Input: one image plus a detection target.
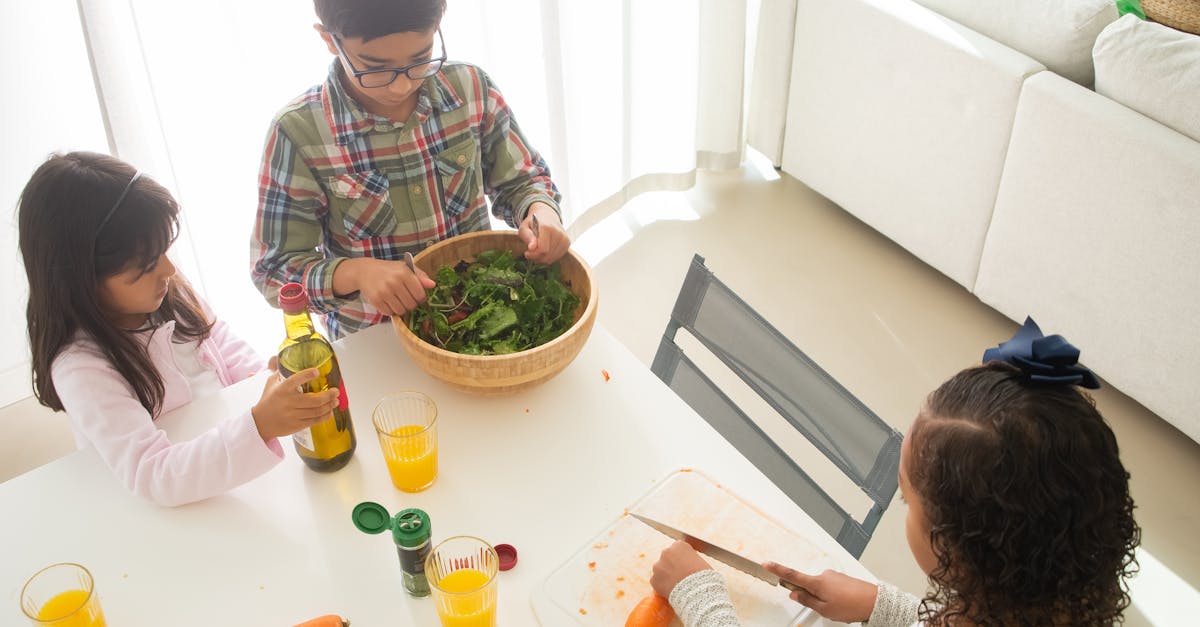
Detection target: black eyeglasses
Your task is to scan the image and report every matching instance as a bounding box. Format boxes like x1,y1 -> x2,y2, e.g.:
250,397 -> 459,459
331,30 -> 446,88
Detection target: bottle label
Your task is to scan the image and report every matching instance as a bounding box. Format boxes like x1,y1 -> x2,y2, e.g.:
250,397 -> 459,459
337,383 -> 349,412
293,427 -> 314,451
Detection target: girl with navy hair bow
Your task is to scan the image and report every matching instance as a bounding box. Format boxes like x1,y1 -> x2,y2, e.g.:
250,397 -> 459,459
651,319 -> 1140,626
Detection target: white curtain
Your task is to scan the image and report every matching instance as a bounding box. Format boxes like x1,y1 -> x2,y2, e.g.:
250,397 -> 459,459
61,0 -> 791,354
0,0 -> 109,407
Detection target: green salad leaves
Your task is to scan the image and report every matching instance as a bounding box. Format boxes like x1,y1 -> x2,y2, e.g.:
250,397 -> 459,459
407,249 -> 580,355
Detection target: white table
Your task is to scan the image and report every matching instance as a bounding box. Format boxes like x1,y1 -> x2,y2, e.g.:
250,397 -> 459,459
1,323 -> 874,625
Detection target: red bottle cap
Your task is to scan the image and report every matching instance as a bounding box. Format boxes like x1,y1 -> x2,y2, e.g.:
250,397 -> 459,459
495,543 -> 518,571
278,282 -> 309,314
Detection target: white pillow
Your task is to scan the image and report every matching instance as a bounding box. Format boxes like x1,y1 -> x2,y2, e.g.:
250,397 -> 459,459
913,0 -> 1118,85
1094,14 -> 1200,143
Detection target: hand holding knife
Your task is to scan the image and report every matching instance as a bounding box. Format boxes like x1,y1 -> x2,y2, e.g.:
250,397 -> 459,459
631,512 -> 811,595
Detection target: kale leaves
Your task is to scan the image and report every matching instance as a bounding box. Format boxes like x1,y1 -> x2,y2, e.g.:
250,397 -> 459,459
407,249 -> 580,355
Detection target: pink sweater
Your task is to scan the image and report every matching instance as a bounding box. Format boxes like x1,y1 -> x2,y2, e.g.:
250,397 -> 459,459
51,317 -> 284,506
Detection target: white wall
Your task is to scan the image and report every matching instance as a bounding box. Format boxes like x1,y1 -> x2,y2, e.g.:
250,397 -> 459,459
0,0 -> 110,407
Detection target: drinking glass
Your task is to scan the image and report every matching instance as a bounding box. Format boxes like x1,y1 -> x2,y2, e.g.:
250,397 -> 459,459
425,536 -> 499,627
20,563 -> 106,627
372,391 -> 438,492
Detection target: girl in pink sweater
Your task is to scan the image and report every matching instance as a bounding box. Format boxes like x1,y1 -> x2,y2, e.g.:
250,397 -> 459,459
17,152 -> 339,506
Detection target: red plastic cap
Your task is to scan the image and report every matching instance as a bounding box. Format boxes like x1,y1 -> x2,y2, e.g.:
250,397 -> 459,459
278,282 -> 309,314
495,543 -> 518,571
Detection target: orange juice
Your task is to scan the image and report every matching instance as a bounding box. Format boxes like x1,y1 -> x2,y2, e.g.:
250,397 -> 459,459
36,589 -> 106,627
381,424 -> 438,492
435,569 -> 495,627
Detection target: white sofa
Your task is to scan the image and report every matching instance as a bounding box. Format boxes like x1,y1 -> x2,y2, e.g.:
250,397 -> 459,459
781,0 -> 1200,443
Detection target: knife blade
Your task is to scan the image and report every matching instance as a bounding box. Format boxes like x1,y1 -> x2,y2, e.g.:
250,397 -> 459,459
630,512 -> 806,593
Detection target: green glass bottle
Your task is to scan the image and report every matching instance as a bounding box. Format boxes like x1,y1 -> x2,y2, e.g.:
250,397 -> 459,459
276,282 -> 356,472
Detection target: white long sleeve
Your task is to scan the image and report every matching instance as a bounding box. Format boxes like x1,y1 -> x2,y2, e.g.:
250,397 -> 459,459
669,571 -> 921,627
669,569 -> 742,627
864,581 -> 921,627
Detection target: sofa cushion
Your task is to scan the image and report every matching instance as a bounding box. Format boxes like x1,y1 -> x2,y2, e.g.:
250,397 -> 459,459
914,0 -> 1118,85
1094,14 -> 1200,143
975,72 -> 1200,443
781,0 -> 1044,289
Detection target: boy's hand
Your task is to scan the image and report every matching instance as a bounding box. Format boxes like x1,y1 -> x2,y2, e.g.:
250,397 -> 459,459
519,202 -> 570,264
251,365 -> 341,441
650,540 -> 715,598
333,257 -> 436,317
762,564 -> 878,623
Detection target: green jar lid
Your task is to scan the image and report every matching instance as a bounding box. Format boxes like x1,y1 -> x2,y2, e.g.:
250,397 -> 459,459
392,508 -> 431,548
351,502 -> 431,548
352,501 -> 391,535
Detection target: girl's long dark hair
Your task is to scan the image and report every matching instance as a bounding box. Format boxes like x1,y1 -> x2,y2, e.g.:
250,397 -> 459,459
910,361 -> 1140,625
18,152 -> 213,416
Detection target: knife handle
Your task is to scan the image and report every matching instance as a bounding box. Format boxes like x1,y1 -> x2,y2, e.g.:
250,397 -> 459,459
779,579 -> 810,595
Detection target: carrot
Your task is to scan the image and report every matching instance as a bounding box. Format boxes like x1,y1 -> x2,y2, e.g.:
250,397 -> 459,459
292,615 -> 348,627
624,594 -> 674,627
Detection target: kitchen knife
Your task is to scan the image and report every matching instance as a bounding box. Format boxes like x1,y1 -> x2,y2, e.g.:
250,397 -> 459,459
630,512 -> 807,593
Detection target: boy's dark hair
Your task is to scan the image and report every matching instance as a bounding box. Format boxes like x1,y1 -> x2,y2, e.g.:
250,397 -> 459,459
909,361 -> 1140,626
18,152 -> 213,416
314,0 -> 446,41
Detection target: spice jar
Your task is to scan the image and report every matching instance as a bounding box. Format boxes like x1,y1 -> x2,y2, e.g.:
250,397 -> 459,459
352,502 -> 432,597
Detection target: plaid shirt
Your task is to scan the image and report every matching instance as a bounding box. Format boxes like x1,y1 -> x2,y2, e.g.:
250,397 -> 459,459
251,61 -> 561,339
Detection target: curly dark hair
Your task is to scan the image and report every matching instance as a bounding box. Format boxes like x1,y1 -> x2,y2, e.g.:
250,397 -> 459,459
908,361 -> 1140,625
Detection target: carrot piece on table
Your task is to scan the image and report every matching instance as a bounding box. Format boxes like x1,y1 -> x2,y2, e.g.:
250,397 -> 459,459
625,594 -> 675,627
292,615 -> 349,627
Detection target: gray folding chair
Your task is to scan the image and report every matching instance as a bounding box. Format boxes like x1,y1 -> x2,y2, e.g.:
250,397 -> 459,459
651,254 -> 902,558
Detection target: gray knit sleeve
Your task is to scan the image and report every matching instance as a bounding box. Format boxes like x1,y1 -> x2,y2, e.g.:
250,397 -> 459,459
668,569 -> 742,627
863,581 -> 921,627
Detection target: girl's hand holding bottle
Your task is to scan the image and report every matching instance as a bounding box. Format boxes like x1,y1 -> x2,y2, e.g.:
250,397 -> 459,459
251,358 -> 341,441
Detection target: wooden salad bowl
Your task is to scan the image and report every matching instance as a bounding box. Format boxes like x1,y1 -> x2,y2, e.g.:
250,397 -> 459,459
392,230 -> 599,396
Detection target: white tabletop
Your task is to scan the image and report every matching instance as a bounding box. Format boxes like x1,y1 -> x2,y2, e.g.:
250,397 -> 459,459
1,323 -> 873,626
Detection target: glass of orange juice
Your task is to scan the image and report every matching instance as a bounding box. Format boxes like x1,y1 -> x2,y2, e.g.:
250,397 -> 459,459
20,563 -> 106,627
372,391 -> 438,492
425,536 -> 499,627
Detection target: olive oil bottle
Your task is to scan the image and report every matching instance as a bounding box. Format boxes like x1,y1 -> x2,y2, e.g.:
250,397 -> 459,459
277,282 -> 356,471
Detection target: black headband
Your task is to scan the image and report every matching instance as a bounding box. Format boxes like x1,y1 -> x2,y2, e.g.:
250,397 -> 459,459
96,171 -> 142,238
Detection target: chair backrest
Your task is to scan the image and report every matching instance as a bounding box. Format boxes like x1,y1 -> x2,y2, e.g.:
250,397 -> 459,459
651,254 -> 902,558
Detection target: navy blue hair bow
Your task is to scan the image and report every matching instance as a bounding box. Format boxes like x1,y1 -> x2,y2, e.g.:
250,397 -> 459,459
983,317 -> 1100,389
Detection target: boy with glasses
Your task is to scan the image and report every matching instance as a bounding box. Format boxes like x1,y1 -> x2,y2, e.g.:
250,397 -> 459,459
251,0 -> 569,339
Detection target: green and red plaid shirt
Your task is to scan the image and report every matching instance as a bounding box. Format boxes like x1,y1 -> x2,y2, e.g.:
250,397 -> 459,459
251,61 -> 561,338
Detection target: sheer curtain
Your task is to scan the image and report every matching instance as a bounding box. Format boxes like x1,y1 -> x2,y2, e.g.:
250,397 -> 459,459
75,0 -> 788,351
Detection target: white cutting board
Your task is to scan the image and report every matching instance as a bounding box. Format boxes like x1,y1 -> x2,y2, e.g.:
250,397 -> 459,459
531,470 -> 847,626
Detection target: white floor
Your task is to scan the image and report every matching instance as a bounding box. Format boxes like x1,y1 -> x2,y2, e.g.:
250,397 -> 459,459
3,161 -> 1198,623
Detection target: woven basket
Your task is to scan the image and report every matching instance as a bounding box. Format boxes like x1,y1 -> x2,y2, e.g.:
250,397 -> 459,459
1143,0 -> 1200,35
392,231 -> 599,396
